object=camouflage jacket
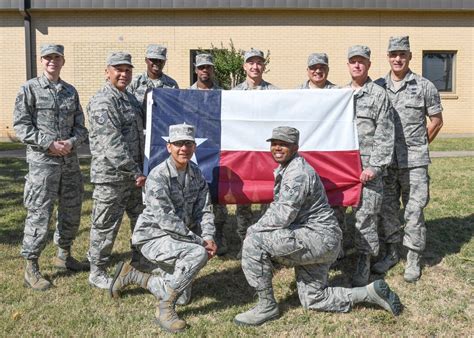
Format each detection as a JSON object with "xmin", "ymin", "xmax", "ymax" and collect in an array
[
  {"xmin": 296, "ymin": 80, "xmax": 338, "ymax": 89},
  {"xmin": 132, "ymin": 156, "xmax": 215, "ymax": 246},
  {"xmin": 375, "ymin": 70, "xmax": 443, "ymax": 168},
  {"xmin": 87, "ymin": 82, "xmax": 144, "ymax": 183},
  {"xmin": 249, "ymin": 154, "xmax": 341, "ymax": 240},
  {"xmin": 232, "ymin": 79, "xmax": 279, "ymax": 90},
  {"xmin": 350, "ymin": 78, "xmax": 395, "ymax": 175},
  {"xmin": 189, "ymin": 82, "xmax": 221, "ymax": 90},
  {"xmin": 13, "ymin": 74, "xmax": 88, "ymax": 164},
  {"xmin": 128, "ymin": 72, "xmax": 179, "ymax": 107}
]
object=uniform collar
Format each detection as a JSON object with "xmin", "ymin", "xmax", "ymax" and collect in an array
[
  {"xmin": 105, "ymin": 82, "xmax": 129, "ymax": 100},
  {"xmin": 39, "ymin": 74, "xmax": 63, "ymax": 89},
  {"xmin": 385, "ymin": 69, "xmax": 415, "ymax": 90},
  {"xmin": 166, "ymin": 156, "xmax": 195, "ymax": 179}
]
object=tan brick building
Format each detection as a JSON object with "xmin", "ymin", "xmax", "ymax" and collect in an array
[{"xmin": 1, "ymin": 0, "xmax": 473, "ymax": 140}]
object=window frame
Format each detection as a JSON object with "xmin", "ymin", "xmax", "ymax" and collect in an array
[{"xmin": 422, "ymin": 50, "xmax": 457, "ymax": 94}]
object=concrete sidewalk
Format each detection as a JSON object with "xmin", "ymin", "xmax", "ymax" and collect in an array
[{"xmin": 0, "ymin": 145, "xmax": 473, "ymax": 159}]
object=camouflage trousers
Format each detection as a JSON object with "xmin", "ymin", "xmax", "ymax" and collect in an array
[
  {"xmin": 332, "ymin": 206, "xmax": 347, "ymax": 231},
  {"xmin": 380, "ymin": 166, "xmax": 429, "ymax": 252},
  {"xmin": 88, "ymin": 181, "xmax": 143, "ymax": 267},
  {"xmin": 236, "ymin": 204, "xmax": 268, "ymax": 240},
  {"xmin": 213, "ymin": 204, "xmax": 228, "ymax": 239},
  {"xmin": 140, "ymin": 235, "xmax": 208, "ymax": 297},
  {"xmin": 353, "ymin": 176, "xmax": 383, "ymax": 256},
  {"xmin": 21, "ymin": 160, "xmax": 84, "ymax": 260},
  {"xmin": 242, "ymin": 227, "xmax": 355, "ymax": 312}
]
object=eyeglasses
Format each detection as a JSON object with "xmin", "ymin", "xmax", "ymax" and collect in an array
[{"xmin": 171, "ymin": 141, "xmax": 195, "ymax": 148}]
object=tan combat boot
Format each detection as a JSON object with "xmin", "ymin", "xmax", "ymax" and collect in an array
[
  {"xmin": 24, "ymin": 259, "xmax": 52, "ymax": 291},
  {"xmin": 234, "ymin": 288, "xmax": 279, "ymax": 326},
  {"xmin": 52, "ymin": 247, "xmax": 89, "ymax": 272},
  {"xmin": 109, "ymin": 261, "xmax": 151, "ymax": 298},
  {"xmin": 404, "ymin": 250, "xmax": 421, "ymax": 282},
  {"xmin": 156, "ymin": 287, "xmax": 187, "ymax": 333}
]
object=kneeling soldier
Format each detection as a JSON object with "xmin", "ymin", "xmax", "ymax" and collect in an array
[
  {"xmin": 110, "ymin": 123, "xmax": 217, "ymax": 333},
  {"xmin": 235, "ymin": 126, "xmax": 402, "ymax": 326}
]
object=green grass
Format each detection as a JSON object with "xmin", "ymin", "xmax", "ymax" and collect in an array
[
  {"xmin": 0, "ymin": 142, "xmax": 25, "ymax": 151},
  {"xmin": 429, "ymin": 137, "xmax": 474, "ymax": 151},
  {"xmin": 0, "ymin": 158, "xmax": 472, "ymax": 336}
]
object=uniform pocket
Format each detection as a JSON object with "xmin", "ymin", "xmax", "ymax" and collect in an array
[
  {"xmin": 23, "ymin": 174, "xmax": 48, "ymax": 209},
  {"xmin": 270, "ymin": 231, "xmax": 305, "ymax": 257}
]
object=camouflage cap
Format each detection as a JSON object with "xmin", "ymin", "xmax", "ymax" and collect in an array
[
  {"xmin": 244, "ymin": 48, "xmax": 265, "ymax": 62},
  {"xmin": 169, "ymin": 123, "xmax": 195, "ymax": 143},
  {"xmin": 308, "ymin": 53, "xmax": 328, "ymax": 67},
  {"xmin": 348, "ymin": 45, "xmax": 371, "ymax": 60},
  {"xmin": 195, "ymin": 53, "xmax": 214, "ymax": 67},
  {"xmin": 40, "ymin": 44, "xmax": 64, "ymax": 57},
  {"xmin": 146, "ymin": 44, "xmax": 167, "ymax": 60},
  {"xmin": 388, "ymin": 36, "xmax": 410, "ymax": 52},
  {"xmin": 107, "ymin": 51, "xmax": 133, "ymax": 67},
  {"xmin": 266, "ymin": 126, "xmax": 299, "ymax": 145}
]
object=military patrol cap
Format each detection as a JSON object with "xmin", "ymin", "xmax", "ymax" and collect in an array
[
  {"xmin": 40, "ymin": 44, "xmax": 64, "ymax": 57},
  {"xmin": 308, "ymin": 53, "xmax": 328, "ymax": 67},
  {"xmin": 107, "ymin": 51, "xmax": 134, "ymax": 67},
  {"xmin": 169, "ymin": 123, "xmax": 196, "ymax": 143},
  {"xmin": 388, "ymin": 36, "xmax": 410, "ymax": 52},
  {"xmin": 244, "ymin": 48, "xmax": 265, "ymax": 62},
  {"xmin": 266, "ymin": 126, "xmax": 299, "ymax": 145},
  {"xmin": 348, "ymin": 45, "xmax": 371, "ymax": 60},
  {"xmin": 146, "ymin": 44, "xmax": 167, "ymax": 60},
  {"xmin": 195, "ymin": 53, "xmax": 214, "ymax": 67}
]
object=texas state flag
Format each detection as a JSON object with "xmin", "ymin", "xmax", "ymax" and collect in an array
[{"xmin": 144, "ymin": 88, "xmax": 362, "ymax": 207}]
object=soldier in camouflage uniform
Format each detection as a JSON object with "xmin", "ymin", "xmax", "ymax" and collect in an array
[
  {"xmin": 373, "ymin": 36, "xmax": 444, "ymax": 282},
  {"xmin": 189, "ymin": 53, "xmax": 228, "ymax": 255},
  {"xmin": 297, "ymin": 53, "xmax": 337, "ymax": 89},
  {"xmin": 234, "ymin": 126, "xmax": 401, "ymax": 326},
  {"xmin": 13, "ymin": 43, "xmax": 89, "ymax": 291},
  {"xmin": 109, "ymin": 124, "xmax": 217, "ymax": 333},
  {"xmin": 345, "ymin": 45, "xmax": 394, "ymax": 286},
  {"xmin": 128, "ymin": 44, "xmax": 179, "ymax": 111},
  {"xmin": 232, "ymin": 48, "xmax": 278, "ymax": 255},
  {"xmin": 297, "ymin": 53, "xmax": 346, "ymax": 260},
  {"xmin": 86, "ymin": 52, "xmax": 146, "ymax": 289}
]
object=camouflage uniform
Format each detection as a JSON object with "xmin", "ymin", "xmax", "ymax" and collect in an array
[
  {"xmin": 232, "ymin": 79, "xmax": 278, "ymax": 241},
  {"xmin": 375, "ymin": 70, "xmax": 442, "ymax": 252},
  {"xmin": 351, "ymin": 78, "xmax": 394, "ymax": 256},
  {"xmin": 87, "ymin": 82, "xmax": 145, "ymax": 268},
  {"xmin": 128, "ymin": 72, "xmax": 178, "ymax": 110},
  {"xmin": 13, "ymin": 74, "xmax": 88, "ymax": 259},
  {"xmin": 241, "ymin": 154, "xmax": 365, "ymax": 312},
  {"xmin": 132, "ymin": 156, "xmax": 215, "ymax": 298},
  {"xmin": 189, "ymin": 82, "xmax": 221, "ymax": 90},
  {"xmin": 297, "ymin": 80, "xmax": 337, "ymax": 89}
]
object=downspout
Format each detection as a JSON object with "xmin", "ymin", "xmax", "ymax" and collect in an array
[{"xmin": 19, "ymin": 0, "xmax": 32, "ymax": 80}]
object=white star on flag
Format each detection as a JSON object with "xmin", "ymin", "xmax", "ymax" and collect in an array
[{"xmin": 161, "ymin": 137, "xmax": 208, "ymax": 164}]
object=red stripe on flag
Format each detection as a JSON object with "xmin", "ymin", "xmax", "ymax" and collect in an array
[{"xmin": 218, "ymin": 151, "xmax": 362, "ymax": 207}]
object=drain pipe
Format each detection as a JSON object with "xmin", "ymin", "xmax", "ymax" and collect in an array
[{"xmin": 19, "ymin": 0, "xmax": 32, "ymax": 80}]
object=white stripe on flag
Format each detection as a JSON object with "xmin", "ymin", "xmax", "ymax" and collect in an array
[{"xmin": 221, "ymin": 89, "xmax": 357, "ymax": 151}]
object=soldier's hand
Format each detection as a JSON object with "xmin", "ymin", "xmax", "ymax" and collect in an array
[
  {"xmin": 48, "ymin": 141, "xmax": 69, "ymax": 156},
  {"xmin": 204, "ymin": 240, "xmax": 218, "ymax": 259},
  {"xmin": 58, "ymin": 139, "xmax": 73, "ymax": 154},
  {"xmin": 360, "ymin": 168, "xmax": 376, "ymax": 184},
  {"xmin": 135, "ymin": 175, "xmax": 146, "ymax": 187}
]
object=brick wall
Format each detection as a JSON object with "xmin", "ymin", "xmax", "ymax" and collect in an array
[{"xmin": 1, "ymin": 9, "xmax": 472, "ymax": 140}]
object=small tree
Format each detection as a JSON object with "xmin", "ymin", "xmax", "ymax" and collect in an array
[{"xmin": 199, "ymin": 39, "xmax": 271, "ymax": 90}]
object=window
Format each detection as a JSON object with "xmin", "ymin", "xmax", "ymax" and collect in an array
[{"xmin": 422, "ymin": 51, "xmax": 456, "ymax": 92}]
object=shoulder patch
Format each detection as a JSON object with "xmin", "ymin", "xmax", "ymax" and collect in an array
[{"xmin": 93, "ymin": 110, "xmax": 108, "ymax": 125}]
